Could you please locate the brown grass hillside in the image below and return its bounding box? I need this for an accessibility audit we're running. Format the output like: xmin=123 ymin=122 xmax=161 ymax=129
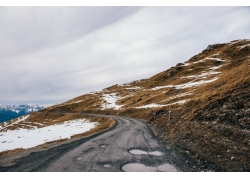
xmin=43 ymin=39 xmax=250 ymax=171
xmin=1 ymin=39 xmax=249 ymax=171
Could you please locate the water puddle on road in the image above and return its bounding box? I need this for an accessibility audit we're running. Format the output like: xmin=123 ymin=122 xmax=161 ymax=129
xmin=104 ymin=164 xmax=111 ymax=168
xmin=100 ymin=144 xmax=107 ymax=148
xmin=122 ymin=163 xmax=177 ymax=172
xmin=129 ymin=149 xmax=163 ymax=156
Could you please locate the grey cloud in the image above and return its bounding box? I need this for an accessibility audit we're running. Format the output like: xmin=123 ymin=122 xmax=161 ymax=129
xmin=0 ymin=6 xmax=250 ymax=106
xmin=0 ymin=6 xmax=141 ymax=59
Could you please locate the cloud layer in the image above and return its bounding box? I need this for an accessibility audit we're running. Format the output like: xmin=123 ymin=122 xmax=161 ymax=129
xmin=1 ymin=6 xmax=250 ymax=106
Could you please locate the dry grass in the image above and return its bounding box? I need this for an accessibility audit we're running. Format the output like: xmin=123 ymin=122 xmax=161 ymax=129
xmin=2 ymin=39 xmax=249 ymax=171
xmin=0 ymin=148 xmax=25 ymax=157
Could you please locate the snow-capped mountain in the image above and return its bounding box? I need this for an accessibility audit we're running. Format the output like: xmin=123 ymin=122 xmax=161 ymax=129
xmin=0 ymin=104 xmax=42 ymax=123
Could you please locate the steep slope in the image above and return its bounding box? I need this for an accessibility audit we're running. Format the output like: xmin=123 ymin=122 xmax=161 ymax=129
xmin=42 ymin=39 xmax=249 ymax=115
xmin=1 ymin=39 xmax=249 ymax=171
xmin=40 ymin=39 xmax=250 ymax=171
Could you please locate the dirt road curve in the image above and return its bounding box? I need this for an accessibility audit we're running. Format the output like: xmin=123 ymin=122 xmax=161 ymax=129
xmin=0 ymin=116 xmax=179 ymax=172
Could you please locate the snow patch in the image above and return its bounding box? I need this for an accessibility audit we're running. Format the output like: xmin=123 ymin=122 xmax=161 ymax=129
xmin=169 ymin=99 xmax=188 ymax=105
xmin=134 ymin=103 xmax=166 ymax=109
xmin=181 ymin=71 xmax=220 ymax=79
xmin=152 ymin=77 xmax=218 ymax=90
xmin=209 ymin=65 xmax=223 ymax=70
xmin=240 ymin=44 xmax=250 ymax=49
xmin=193 ymin=57 xmax=226 ymax=64
xmin=134 ymin=99 xmax=188 ymax=109
xmin=211 ymin=53 xmax=220 ymax=56
xmin=227 ymin=39 xmax=242 ymax=45
xmin=0 ymin=118 xmax=97 ymax=152
xmin=151 ymin=85 xmax=173 ymax=90
xmin=205 ymin=57 xmax=226 ymax=62
xmin=125 ymin=86 xmax=141 ymax=90
xmin=101 ymin=93 xmax=123 ymax=110
xmin=181 ymin=63 xmax=191 ymax=66
xmin=180 ymin=55 xmax=226 ymax=67
xmin=0 ymin=115 xmax=29 ymax=131
xmin=174 ymin=78 xmax=218 ymax=89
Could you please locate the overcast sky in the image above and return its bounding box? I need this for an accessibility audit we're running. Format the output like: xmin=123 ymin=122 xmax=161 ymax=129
xmin=1 ymin=6 xmax=250 ymax=106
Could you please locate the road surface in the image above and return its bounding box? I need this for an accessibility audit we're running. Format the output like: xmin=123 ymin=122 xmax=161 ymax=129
xmin=0 ymin=115 xmax=179 ymax=172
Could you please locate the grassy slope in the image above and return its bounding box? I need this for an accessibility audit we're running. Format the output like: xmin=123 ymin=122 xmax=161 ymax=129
xmin=39 ymin=39 xmax=250 ymax=171
xmin=1 ymin=39 xmax=249 ymax=171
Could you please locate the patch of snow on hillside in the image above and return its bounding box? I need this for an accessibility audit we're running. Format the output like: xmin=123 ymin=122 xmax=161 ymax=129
xmin=205 ymin=57 xmax=226 ymax=62
xmin=181 ymin=71 xmax=220 ymax=79
xmin=174 ymin=78 xmax=218 ymax=89
xmin=193 ymin=59 xmax=205 ymax=64
xmin=119 ymin=83 xmax=130 ymax=87
xmin=152 ymin=77 xmax=218 ymax=91
xmin=0 ymin=115 xmax=30 ymax=131
xmin=31 ymin=122 xmax=44 ymax=126
xmin=227 ymin=40 xmax=242 ymax=45
xmin=88 ymin=90 xmax=103 ymax=94
xmin=181 ymin=63 xmax=191 ymax=66
xmin=151 ymin=85 xmax=173 ymax=90
xmin=135 ymin=103 xmax=166 ymax=109
xmin=175 ymin=99 xmax=188 ymax=105
xmin=240 ymin=44 xmax=250 ymax=49
xmin=17 ymin=123 xmax=38 ymax=130
xmin=193 ymin=57 xmax=226 ymax=64
xmin=211 ymin=53 xmax=220 ymax=56
xmin=74 ymin=100 xmax=83 ymax=103
xmin=21 ymin=121 xmax=44 ymax=129
xmin=135 ymin=99 xmax=189 ymax=109
xmin=209 ymin=65 xmax=223 ymax=70
xmin=228 ymin=39 xmax=248 ymax=45
xmin=101 ymin=93 xmax=123 ymax=110
xmin=0 ymin=119 xmax=97 ymax=152
xmin=125 ymin=86 xmax=141 ymax=90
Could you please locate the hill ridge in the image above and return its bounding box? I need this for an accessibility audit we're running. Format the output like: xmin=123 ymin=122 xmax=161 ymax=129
xmin=1 ymin=39 xmax=250 ymax=171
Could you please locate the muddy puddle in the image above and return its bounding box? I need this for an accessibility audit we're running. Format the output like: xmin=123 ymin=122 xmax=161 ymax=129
xmin=122 ymin=163 xmax=177 ymax=172
xmin=104 ymin=164 xmax=111 ymax=168
xmin=129 ymin=149 xmax=163 ymax=156
xmin=100 ymin=144 xmax=107 ymax=148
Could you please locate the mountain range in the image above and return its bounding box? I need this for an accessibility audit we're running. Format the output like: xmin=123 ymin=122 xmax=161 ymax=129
xmin=0 ymin=104 xmax=42 ymax=123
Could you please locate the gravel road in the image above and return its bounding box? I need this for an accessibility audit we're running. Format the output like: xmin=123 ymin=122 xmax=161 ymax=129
xmin=0 ymin=115 xmax=180 ymax=172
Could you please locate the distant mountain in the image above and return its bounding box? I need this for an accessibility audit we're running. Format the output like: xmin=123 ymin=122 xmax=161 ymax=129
xmin=0 ymin=104 xmax=42 ymax=123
